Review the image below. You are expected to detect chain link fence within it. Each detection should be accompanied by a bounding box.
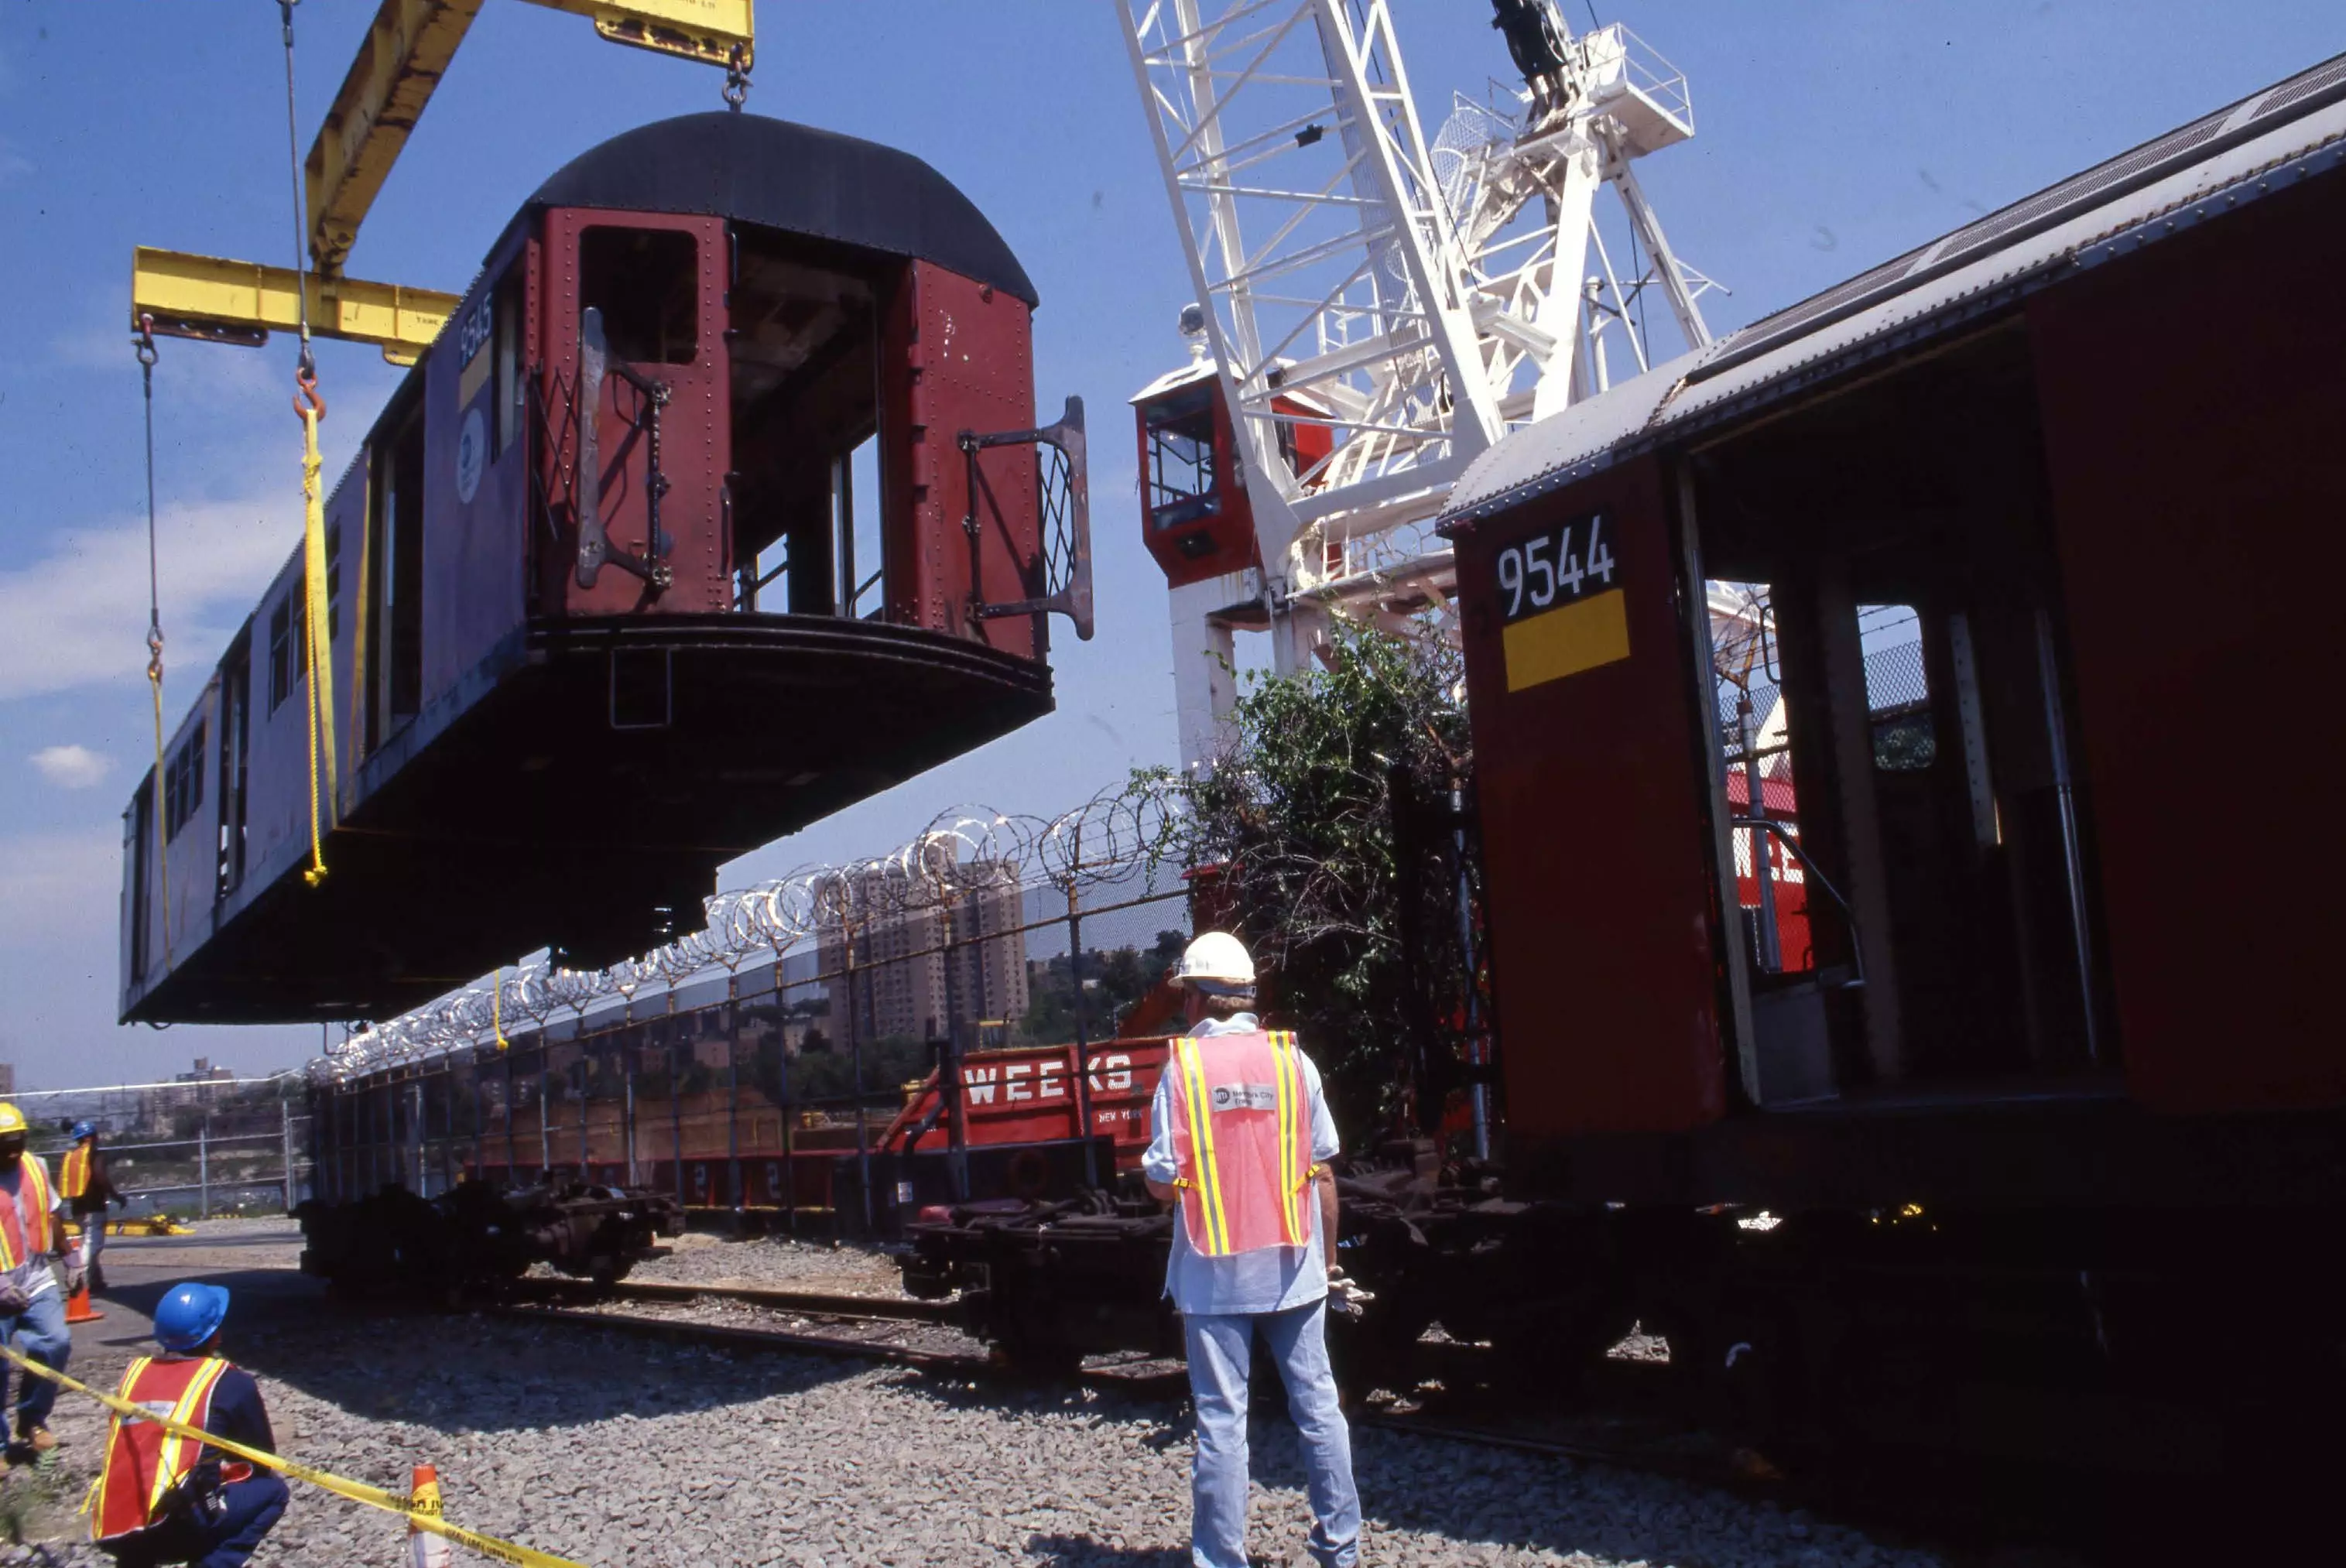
[13,1079,313,1221]
[310,793,1200,1234]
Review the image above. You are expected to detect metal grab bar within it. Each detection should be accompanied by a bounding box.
[1732,817,1866,988]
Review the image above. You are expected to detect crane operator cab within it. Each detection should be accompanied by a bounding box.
[120,115,1091,1025]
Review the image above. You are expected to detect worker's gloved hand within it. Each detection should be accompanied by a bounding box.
[62,1262,85,1298]
[1325,1264,1375,1317]
[0,1282,29,1317]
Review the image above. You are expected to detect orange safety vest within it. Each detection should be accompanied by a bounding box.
[0,1154,53,1269]
[1165,1029,1317,1258]
[92,1355,237,1543]
[60,1144,91,1200]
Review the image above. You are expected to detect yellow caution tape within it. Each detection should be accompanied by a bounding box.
[0,1344,587,1568]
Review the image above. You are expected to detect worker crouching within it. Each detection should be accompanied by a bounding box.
[1143,933,1360,1568]
[94,1283,288,1568]
[0,1101,72,1461]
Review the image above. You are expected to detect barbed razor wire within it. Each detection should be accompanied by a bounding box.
[313,782,1190,1084]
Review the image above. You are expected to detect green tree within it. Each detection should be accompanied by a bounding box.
[1133,622,1479,1143]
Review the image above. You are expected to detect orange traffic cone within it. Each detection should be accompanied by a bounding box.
[63,1279,104,1325]
[408,1464,451,1568]
[63,1231,103,1324]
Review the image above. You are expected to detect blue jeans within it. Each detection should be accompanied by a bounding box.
[3,1286,68,1434]
[101,1474,289,1568]
[1183,1300,1360,1568]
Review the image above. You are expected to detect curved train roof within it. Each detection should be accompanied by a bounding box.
[529,112,1039,307]
[1442,51,2346,529]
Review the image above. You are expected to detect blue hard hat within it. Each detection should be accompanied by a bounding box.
[154,1283,230,1352]
[70,1122,95,1142]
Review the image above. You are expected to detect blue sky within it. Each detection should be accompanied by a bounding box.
[2,1,2337,1088]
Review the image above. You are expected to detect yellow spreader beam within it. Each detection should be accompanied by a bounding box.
[134,0,752,361]
[310,0,755,278]
[132,247,460,366]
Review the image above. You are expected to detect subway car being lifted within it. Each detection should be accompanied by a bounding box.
[121,114,1090,1025]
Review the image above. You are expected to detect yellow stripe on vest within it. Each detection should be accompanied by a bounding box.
[147,1357,231,1519]
[1177,1038,1232,1255]
[1268,1033,1297,1244]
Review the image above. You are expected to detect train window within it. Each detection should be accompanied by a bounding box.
[164,720,206,841]
[494,267,523,455]
[1860,604,1934,771]
[1146,385,1219,529]
[579,228,697,365]
[843,434,883,619]
[215,642,250,903]
[266,591,303,714]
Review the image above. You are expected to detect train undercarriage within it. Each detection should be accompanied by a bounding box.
[902,1137,2346,1476]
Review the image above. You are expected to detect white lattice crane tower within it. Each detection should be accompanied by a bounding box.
[1120,0,1721,766]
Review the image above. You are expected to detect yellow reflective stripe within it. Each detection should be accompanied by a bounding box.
[26,1157,50,1255]
[1282,1036,1310,1235]
[1176,1038,1230,1255]
[147,1359,230,1518]
[1268,1033,1299,1243]
[1184,1039,1231,1255]
[98,1356,149,1523]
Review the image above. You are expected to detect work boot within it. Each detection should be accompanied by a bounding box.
[22,1426,57,1454]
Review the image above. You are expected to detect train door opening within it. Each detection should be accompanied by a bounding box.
[371,403,426,744]
[724,225,888,619]
[215,632,251,903]
[125,779,153,986]
[1690,325,2111,1104]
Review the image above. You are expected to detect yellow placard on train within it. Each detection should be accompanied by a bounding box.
[1502,587,1630,692]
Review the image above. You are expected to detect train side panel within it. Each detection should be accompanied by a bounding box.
[2027,169,2346,1114]
[1450,453,1729,1149]
[884,260,1041,657]
[420,231,535,710]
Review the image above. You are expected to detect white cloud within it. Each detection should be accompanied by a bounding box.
[29,745,111,789]
[0,495,303,702]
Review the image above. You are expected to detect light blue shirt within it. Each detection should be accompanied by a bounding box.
[1142,1014,1341,1317]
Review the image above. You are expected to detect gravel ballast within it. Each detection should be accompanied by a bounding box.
[626,1232,913,1298]
[9,1308,1950,1568]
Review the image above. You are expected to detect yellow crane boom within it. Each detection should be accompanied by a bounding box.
[134,0,753,361]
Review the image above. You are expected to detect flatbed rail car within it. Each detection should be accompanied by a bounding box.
[122,114,1091,1024]
[908,52,2346,1457]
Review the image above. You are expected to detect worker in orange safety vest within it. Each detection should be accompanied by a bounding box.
[92,1282,288,1568]
[1142,932,1360,1568]
[0,1101,71,1463]
[60,1121,128,1293]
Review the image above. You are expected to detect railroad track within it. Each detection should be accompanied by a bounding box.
[505,1279,1729,1473]
[495,1277,1192,1392]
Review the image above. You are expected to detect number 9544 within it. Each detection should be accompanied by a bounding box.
[1495,513,1615,623]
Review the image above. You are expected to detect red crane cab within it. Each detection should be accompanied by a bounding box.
[1132,361,1331,587]
[121,115,1091,1024]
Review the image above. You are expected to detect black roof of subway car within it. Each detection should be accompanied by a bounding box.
[518,112,1039,307]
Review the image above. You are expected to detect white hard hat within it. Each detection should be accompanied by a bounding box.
[1176,931,1256,989]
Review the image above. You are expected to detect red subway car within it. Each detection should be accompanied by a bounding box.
[122,115,1090,1025]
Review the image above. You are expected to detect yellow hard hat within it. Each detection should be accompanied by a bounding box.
[0,1104,25,1136]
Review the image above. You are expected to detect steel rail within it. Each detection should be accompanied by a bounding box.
[512,1276,960,1326]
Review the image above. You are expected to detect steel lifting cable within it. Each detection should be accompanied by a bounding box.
[134,316,173,972]
[279,0,336,885]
